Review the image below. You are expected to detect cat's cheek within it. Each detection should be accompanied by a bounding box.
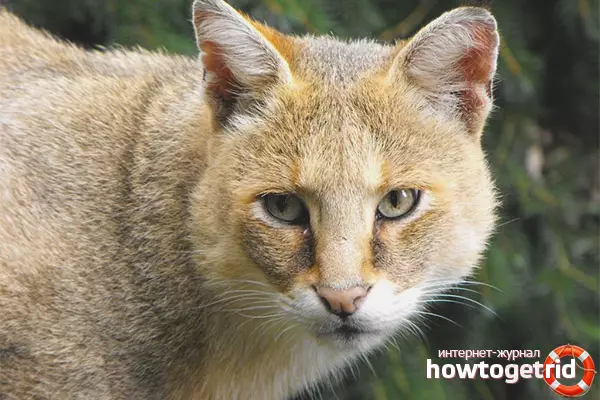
[372,221,430,291]
[238,217,314,291]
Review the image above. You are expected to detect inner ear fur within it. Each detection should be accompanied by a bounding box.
[391,7,500,136]
[192,0,295,126]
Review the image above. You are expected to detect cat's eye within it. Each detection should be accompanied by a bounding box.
[377,189,420,219]
[262,194,309,225]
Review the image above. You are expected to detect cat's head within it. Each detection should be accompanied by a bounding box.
[190,0,499,350]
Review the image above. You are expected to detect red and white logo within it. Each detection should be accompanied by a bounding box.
[544,344,596,397]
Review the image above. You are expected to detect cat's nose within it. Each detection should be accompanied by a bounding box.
[315,286,370,318]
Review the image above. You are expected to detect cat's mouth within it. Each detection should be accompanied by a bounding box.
[316,323,385,346]
[334,325,376,338]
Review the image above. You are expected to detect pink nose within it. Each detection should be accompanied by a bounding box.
[315,286,370,317]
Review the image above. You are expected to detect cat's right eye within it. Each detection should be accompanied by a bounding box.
[262,194,309,225]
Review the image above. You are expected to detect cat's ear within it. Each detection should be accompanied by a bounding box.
[192,0,294,124]
[389,7,499,136]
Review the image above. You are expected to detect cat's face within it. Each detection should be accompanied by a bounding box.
[191,1,498,350]
[193,79,496,350]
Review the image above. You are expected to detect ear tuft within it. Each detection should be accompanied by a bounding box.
[192,0,293,124]
[392,7,499,135]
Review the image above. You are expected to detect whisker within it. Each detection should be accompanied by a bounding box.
[495,217,520,229]
[457,280,503,293]
[418,278,503,293]
[360,354,377,377]
[210,289,276,295]
[275,322,298,341]
[196,293,275,310]
[419,286,482,296]
[235,311,287,320]
[220,304,283,313]
[403,319,428,343]
[414,298,481,312]
[221,279,272,289]
[413,311,463,328]
[250,315,286,338]
[426,294,501,320]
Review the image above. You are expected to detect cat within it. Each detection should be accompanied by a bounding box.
[0,0,498,398]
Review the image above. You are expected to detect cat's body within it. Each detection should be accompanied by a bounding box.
[0,1,499,399]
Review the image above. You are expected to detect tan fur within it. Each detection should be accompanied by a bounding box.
[0,1,499,399]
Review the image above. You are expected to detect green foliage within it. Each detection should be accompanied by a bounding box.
[6,0,599,399]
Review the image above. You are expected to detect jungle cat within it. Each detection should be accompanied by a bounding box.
[0,0,499,398]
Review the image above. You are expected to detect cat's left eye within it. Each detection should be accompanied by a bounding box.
[377,189,420,219]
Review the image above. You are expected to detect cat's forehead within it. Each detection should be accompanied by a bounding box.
[294,128,387,196]
[230,75,465,196]
[293,37,394,85]
[263,106,444,196]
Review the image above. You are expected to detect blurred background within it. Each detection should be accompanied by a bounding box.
[1,0,598,399]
